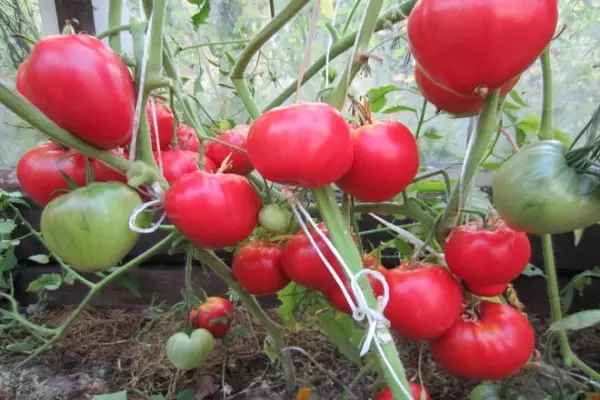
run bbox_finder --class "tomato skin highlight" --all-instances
[336,120,419,202]
[465,281,509,297]
[384,263,463,340]
[19,34,135,149]
[189,297,234,339]
[176,124,200,152]
[444,224,531,286]
[205,127,254,175]
[17,142,86,205]
[147,100,175,150]
[154,149,215,185]
[407,0,558,95]
[164,170,261,249]
[232,241,291,295]
[429,301,535,381]
[374,383,431,400]
[247,102,353,188]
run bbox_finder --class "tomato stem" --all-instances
[175,39,251,55]
[538,49,553,141]
[414,98,428,141]
[96,23,138,41]
[107,0,123,53]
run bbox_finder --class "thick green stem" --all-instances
[175,39,251,55]
[145,0,165,83]
[264,1,416,112]
[108,0,123,52]
[231,0,310,120]
[538,49,553,141]
[342,0,363,35]
[193,249,296,393]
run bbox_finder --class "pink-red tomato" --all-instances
[164,170,261,249]
[17,142,86,205]
[205,128,254,175]
[444,223,531,286]
[465,281,509,297]
[407,0,558,96]
[374,383,431,400]
[16,59,32,99]
[232,241,290,295]
[176,124,200,152]
[429,301,535,380]
[18,34,135,149]
[336,120,419,202]
[189,297,234,339]
[247,103,353,188]
[384,263,463,340]
[324,274,384,315]
[414,65,521,115]
[81,148,128,183]
[154,149,215,185]
[147,100,175,150]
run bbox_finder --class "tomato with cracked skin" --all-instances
[247,102,353,188]
[154,149,216,185]
[17,34,135,149]
[189,297,234,339]
[164,170,261,249]
[407,0,558,96]
[232,241,290,295]
[176,124,200,152]
[429,301,535,381]
[384,263,463,340]
[336,120,419,202]
[205,127,254,175]
[147,100,175,150]
[374,383,431,400]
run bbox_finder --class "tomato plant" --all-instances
[247,102,353,188]
[189,297,234,339]
[147,100,175,150]
[155,149,215,185]
[430,301,535,381]
[374,383,431,400]
[165,329,215,370]
[205,127,254,175]
[232,241,290,295]
[17,34,135,149]
[336,120,420,202]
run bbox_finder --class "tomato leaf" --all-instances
[424,131,444,140]
[366,86,400,112]
[319,312,363,365]
[190,0,211,30]
[0,219,16,235]
[521,263,546,278]
[515,115,541,135]
[26,273,62,292]
[277,282,308,327]
[91,391,128,400]
[549,310,600,332]
[574,229,584,246]
[0,251,17,273]
[263,335,278,361]
[28,254,50,264]
[176,388,195,400]
[482,162,502,171]
[560,266,600,312]
[5,340,35,353]
[381,105,418,119]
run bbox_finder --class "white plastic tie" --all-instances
[129,182,166,234]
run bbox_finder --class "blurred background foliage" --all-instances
[1,0,598,167]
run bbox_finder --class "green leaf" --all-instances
[560,266,600,312]
[190,0,211,29]
[277,282,307,326]
[263,336,278,361]
[225,51,236,66]
[320,313,362,365]
[27,273,62,292]
[91,391,127,400]
[233,327,251,337]
[381,105,418,119]
[515,115,541,135]
[63,269,77,285]
[408,180,448,194]
[112,271,140,297]
[482,162,502,171]
[521,263,545,278]
[393,237,413,257]
[0,219,16,235]
[509,90,529,107]
[150,396,167,400]
[424,131,443,139]
[176,389,195,400]
[0,251,17,272]
[5,341,34,353]
[28,254,50,264]
[366,86,400,113]
[320,0,335,19]
[549,310,600,332]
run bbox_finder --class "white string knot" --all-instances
[128,181,166,233]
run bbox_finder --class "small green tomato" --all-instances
[166,328,215,370]
[258,204,292,233]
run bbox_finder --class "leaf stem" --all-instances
[175,39,251,55]
[96,23,136,41]
[414,98,428,141]
[538,49,553,141]
[342,0,363,35]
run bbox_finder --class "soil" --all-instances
[0,306,599,400]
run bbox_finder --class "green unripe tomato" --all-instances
[166,329,215,370]
[469,383,502,400]
[258,204,292,233]
[40,181,148,272]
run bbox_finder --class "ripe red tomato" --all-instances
[429,301,535,380]
[205,127,254,175]
[384,263,463,340]
[147,100,175,150]
[414,65,521,115]
[81,148,128,183]
[18,34,135,149]
[336,120,419,202]
[407,0,558,96]
[154,149,215,185]
[189,297,234,339]
[16,59,32,99]
[465,281,508,297]
[324,274,384,314]
[247,102,353,188]
[374,383,431,400]
[164,170,261,248]
[232,241,290,295]
[281,223,348,292]
[176,124,200,152]
[17,142,86,205]
[444,223,531,286]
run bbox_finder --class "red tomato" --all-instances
[281,223,348,292]
[154,149,215,185]
[189,297,234,339]
[205,127,254,175]
[81,148,128,183]
[17,142,86,205]
[465,281,508,297]
[18,34,135,149]
[407,0,558,96]
[374,383,431,400]
[362,254,389,276]
[147,100,175,150]
[176,124,200,152]
[164,170,261,249]
[336,121,419,202]
[415,65,521,115]
[16,59,32,99]
[232,241,290,295]
[444,223,531,286]
[247,102,353,188]
[324,274,384,314]
[429,301,535,380]
[384,263,463,340]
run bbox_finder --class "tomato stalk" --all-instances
[174,39,251,55]
[107,0,123,52]
[538,49,553,141]
[96,23,138,41]
[341,0,363,36]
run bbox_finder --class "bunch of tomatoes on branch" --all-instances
[3,0,600,398]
